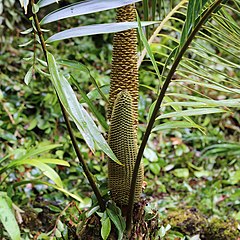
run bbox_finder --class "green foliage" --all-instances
[0,192,21,240]
[1,0,240,238]
[47,52,118,163]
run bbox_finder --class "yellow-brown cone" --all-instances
[108,90,143,206]
[108,4,138,131]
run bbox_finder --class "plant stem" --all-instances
[30,0,105,211]
[59,103,105,211]
[126,0,225,232]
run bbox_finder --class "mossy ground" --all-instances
[164,207,239,240]
[13,202,239,239]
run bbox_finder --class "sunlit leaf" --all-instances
[24,66,33,85]
[152,121,202,132]
[156,108,226,120]
[31,158,70,166]
[40,0,142,23]
[13,180,84,202]
[18,144,62,161]
[46,22,157,43]
[0,192,21,240]
[6,159,64,188]
[71,76,108,130]
[47,52,119,163]
[58,59,108,103]
[101,215,111,240]
[86,206,100,218]
[23,0,30,14]
[20,27,33,34]
[19,39,33,47]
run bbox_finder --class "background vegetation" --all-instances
[0,0,239,239]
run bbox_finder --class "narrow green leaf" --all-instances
[101,217,111,240]
[71,76,109,130]
[147,100,157,122]
[19,39,33,47]
[47,52,119,163]
[179,0,208,49]
[20,27,33,34]
[0,193,21,240]
[86,206,100,218]
[13,179,84,202]
[46,22,157,43]
[9,159,64,188]
[137,15,161,85]
[161,46,178,82]
[58,60,108,103]
[176,79,240,95]
[87,85,110,101]
[40,0,142,23]
[24,66,33,85]
[18,144,62,161]
[106,208,125,240]
[156,108,226,120]
[31,158,70,166]
[48,52,94,150]
[202,143,240,157]
[58,59,89,73]
[143,0,149,38]
[163,101,209,107]
[164,96,205,133]
[164,99,240,108]
[167,93,240,107]
[152,121,202,132]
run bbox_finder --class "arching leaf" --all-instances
[40,0,141,23]
[47,52,120,164]
[0,193,20,240]
[46,21,157,43]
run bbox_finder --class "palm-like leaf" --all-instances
[127,1,240,224]
[139,0,240,130]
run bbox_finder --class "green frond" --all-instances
[139,0,240,128]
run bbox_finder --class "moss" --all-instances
[163,207,208,237]
[206,218,239,240]
[163,208,240,239]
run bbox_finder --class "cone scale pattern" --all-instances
[108,90,143,206]
[108,4,139,130]
[108,4,143,207]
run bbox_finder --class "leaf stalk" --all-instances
[30,0,105,211]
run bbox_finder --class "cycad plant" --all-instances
[4,0,240,238]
